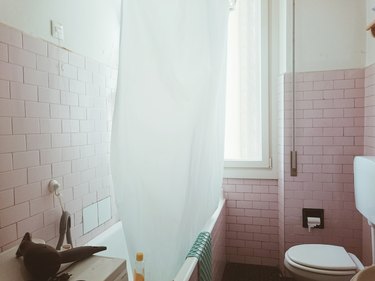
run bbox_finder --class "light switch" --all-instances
[51,20,64,41]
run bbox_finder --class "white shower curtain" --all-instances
[111,0,229,280]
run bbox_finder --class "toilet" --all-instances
[285,156,375,281]
[284,244,363,281]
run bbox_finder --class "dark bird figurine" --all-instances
[16,232,107,281]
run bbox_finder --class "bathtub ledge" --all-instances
[173,257,198,281]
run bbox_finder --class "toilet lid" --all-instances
[286,244,357,271]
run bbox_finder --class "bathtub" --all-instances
[86,222,129,260]
[174,198,226,281]
[86,198,226,281]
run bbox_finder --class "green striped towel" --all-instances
[186,232,212,281]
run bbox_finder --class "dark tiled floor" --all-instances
[221,263,295,281]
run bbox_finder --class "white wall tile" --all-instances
[13,151,39,169]
[82,203,98,234]
[0,135,26,153]
[28,165,51,183]
[9,46,36,68]
[0,61,23,82]
[0,43,8,62]
[51,133,71,148]
[23,34,47,56]
[24,67,48,86]
[13,118,40,134]
[0,169,27,191]
[0,25,22,47]
[48,74,69,91]
[0,117,12,134]
[10,82,38,101]
[0,23,117,249]
[50,104,70,119]
[40,148,62,164]
[38,87,60,104]
[0,79,10,99]
[25,101,50,118]
[26,134,51,150]
[0,154,12,172]
[40,119,61,133]
[98,197,111,225]
[0,99,25,117]
[37,56,59,74]
[52,161,71,177]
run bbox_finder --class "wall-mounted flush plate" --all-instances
[51,20,64,41]
[302,208,324,229]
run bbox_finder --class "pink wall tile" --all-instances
[0,22,117,251]
[224,179,279,266]
[280,68,365,270]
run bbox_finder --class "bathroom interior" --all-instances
[0,0,375,281]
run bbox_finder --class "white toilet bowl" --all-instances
[284,244,364,281]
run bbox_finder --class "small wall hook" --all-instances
[48,180,64,211]
[48,180,61,195]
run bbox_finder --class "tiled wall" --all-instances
[363,62,375,265]
[0,23,118,251]
[223,178,279,266]
[281,69,365,259]
[212,200,226,281]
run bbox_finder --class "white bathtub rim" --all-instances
[173,198,226,281]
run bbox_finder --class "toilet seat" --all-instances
[285,244,358,276]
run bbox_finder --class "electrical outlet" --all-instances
[51,20,64,41]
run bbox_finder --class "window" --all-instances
[224,0,275,178]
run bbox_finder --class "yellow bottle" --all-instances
[134,252,145,281]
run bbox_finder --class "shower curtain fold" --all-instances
[111,0,229,280]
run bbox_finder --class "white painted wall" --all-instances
[282,0,366,73]
[0,0,121,66]
[367,0,375,66]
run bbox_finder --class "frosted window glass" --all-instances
[225,0,264,162]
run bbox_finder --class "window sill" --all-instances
[223,166,278,179]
